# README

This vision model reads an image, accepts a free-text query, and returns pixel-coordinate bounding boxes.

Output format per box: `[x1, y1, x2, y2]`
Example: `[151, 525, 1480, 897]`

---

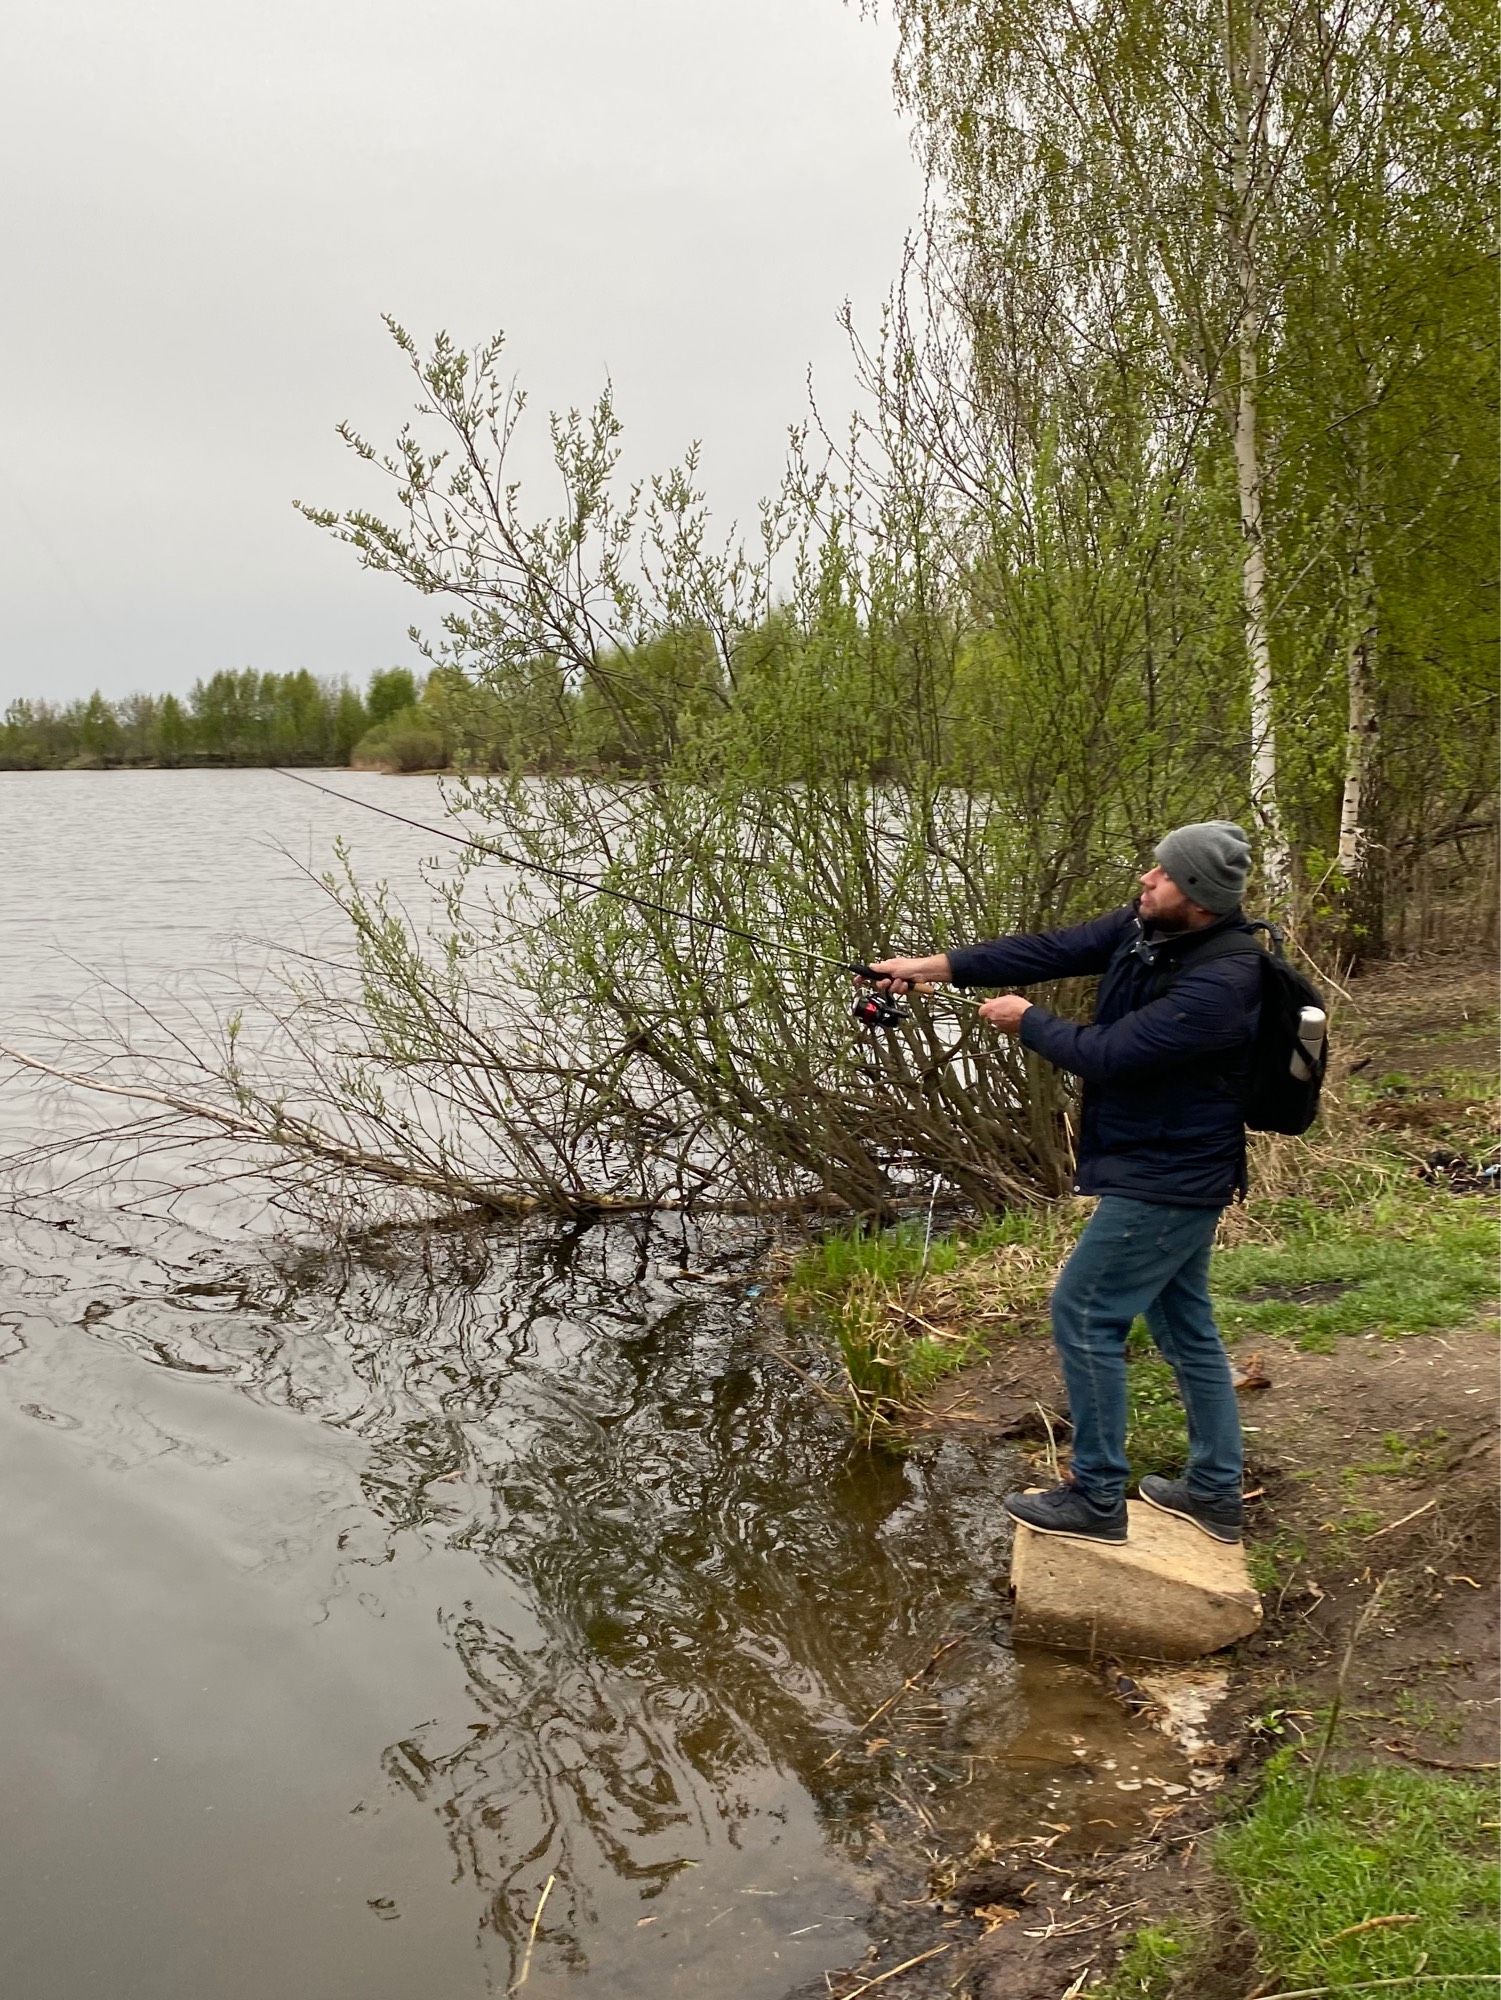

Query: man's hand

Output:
[862, 953, 952, 995]
[978, 994, 1033, 1034]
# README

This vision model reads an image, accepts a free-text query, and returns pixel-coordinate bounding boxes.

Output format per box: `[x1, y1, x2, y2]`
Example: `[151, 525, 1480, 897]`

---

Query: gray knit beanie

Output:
[1154, 821, 1252, 914]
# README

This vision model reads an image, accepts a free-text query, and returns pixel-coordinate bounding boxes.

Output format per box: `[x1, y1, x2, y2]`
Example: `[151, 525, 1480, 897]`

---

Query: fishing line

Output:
[272, 767, 978, 1015]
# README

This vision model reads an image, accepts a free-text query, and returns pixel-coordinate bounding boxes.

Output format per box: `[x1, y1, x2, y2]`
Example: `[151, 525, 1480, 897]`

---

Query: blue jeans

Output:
[1048, 1196, 1242, 1507]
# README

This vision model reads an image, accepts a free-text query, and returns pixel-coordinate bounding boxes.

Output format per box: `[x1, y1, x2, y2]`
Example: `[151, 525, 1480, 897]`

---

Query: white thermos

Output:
[1290, 1005, 1327, 1081]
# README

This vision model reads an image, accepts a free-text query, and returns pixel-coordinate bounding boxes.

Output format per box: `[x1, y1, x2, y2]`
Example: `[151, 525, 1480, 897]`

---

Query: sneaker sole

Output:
[1004, 1507, 1127, 1546]
[1138, 1488, 1242, 1544]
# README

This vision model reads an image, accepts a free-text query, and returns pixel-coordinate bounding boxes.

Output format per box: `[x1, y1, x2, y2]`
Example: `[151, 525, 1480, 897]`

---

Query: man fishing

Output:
[867, 821, 1259, 1548]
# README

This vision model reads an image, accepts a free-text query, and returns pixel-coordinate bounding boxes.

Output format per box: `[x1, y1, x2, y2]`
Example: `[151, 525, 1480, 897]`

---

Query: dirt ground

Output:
[926, 1320, 1499, 2000]
[825, 949, 1500, 1999]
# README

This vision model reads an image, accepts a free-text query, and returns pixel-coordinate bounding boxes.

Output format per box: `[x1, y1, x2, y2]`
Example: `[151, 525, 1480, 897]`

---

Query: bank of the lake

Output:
[2, 769, 1495, 2000]
[786, 950, 1500, 1998]
[0, 768, 1210, 2000]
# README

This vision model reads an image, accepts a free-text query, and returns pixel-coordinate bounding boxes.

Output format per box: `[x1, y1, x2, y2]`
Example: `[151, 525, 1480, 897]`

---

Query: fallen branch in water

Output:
[0, 1042, 852, 1220]
[820, 1634, 967, 1769]
[4, 762, 1085, 1228]
[0, 1041, 534, 1210]
[510, 1872, 554, 1991]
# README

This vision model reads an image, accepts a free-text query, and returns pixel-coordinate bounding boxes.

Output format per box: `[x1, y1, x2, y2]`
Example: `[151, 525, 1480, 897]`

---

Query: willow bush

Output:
[164, 306, 1260, 1220]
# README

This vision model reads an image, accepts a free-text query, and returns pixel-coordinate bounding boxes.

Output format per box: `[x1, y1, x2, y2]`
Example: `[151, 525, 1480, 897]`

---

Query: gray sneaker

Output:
[1138, 1475, 1243, 1544]
[1004, 1484, 1128, 1544]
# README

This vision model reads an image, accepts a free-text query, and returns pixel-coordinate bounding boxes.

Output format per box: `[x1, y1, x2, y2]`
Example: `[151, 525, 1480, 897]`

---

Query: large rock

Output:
[1010, 1499, 1262, 1660]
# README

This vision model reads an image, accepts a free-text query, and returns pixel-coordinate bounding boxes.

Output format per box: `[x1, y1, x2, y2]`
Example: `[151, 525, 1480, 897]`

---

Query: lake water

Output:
[0, 771, 1178, 1999]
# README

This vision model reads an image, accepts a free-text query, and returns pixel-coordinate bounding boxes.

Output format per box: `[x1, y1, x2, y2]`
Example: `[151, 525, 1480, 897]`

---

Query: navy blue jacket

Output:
[948, 904, 1262, 1207]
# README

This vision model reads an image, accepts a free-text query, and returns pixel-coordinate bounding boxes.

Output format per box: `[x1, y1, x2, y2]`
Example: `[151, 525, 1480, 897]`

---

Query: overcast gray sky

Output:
[0, 0, 921, 706]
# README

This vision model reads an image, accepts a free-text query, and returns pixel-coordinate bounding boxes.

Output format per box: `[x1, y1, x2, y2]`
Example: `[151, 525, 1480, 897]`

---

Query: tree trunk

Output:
[1334, 354, 1387, 958]
[1226, 0, 1290, 908]
[1336, 529, 1382, 954]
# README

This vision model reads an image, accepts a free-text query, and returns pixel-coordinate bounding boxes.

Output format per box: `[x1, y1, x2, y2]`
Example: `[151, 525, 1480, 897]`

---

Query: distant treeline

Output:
[0, 669, 390, 771]
[0, 640, 709, 776]
[0, 667, 464, 773]
[0, 639, 728, 776]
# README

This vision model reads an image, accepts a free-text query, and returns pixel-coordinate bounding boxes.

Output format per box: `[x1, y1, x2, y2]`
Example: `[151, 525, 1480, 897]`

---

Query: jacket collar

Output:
[1126, 900, 1246, 968]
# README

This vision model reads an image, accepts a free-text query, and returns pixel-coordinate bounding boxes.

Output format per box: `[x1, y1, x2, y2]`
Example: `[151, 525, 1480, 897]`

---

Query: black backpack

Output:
[1159, 921, 1328, 1135]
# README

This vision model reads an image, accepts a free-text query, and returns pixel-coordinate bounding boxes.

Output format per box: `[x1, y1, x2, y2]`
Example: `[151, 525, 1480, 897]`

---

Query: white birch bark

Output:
[1337, 519, 1379, 886]
[1336, 355, 1385, 909]
[1226, 0, 1291, 907]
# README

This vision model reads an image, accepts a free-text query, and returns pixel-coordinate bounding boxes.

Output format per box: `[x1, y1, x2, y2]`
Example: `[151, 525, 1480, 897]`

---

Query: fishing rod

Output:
[273, 768, 976, 1030]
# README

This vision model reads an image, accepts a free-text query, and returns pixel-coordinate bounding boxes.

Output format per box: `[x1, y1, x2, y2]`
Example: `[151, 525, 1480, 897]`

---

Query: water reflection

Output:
[0, 774, 1188, 1996]
[263, 1218, 1007, 1986]
[0, 1203, 1179, 1996]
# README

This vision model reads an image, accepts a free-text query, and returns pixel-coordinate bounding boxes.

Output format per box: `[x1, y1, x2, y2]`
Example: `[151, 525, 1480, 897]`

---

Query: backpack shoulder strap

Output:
[1150, 924, 1264, 999]
[1176, 928, 1265, 968]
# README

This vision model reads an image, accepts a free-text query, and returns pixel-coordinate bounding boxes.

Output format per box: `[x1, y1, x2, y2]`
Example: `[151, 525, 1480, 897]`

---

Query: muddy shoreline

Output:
[798, 1318, 1498, 2000]
[789, 950, 1499, 1998]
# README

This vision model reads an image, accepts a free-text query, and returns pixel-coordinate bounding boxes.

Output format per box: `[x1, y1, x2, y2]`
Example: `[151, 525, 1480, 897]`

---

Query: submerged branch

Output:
[0, 1041, 852, 1219]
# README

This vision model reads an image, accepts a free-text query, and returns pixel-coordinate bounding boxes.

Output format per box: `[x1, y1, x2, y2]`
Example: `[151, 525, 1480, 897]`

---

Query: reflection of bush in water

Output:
[244, 1223, 1006, 1977]
[382, 1616, 702, 1976]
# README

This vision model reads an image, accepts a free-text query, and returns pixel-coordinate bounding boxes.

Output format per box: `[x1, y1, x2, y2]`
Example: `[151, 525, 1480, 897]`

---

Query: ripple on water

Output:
[0, 1206, 1187, 1999]
[0, 775, 1186, 1996]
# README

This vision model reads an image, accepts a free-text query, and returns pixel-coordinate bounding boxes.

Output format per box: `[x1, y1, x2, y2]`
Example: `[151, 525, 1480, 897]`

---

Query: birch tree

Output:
[884, 0, 1490, 911]
[1269, 0, 1496, 945]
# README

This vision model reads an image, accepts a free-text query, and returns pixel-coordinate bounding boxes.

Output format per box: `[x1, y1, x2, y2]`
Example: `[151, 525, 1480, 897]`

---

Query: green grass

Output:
[785, 1154, 1497, 1435]
[1100, 1757, 1500, 1998]
[1339, 1428, 1450, 1487]
[1098, 1922, 1191, 1997]
[1123, 1349, 1190, 1482]
[786, 1206, 1073, 1299]
[1240, 1429, 1448, 1593]
[1393, 1688, 1465, 1748]
[1366, 1062, 1499, 1100]
[785, 1208, 1075, 1428]
[1246, 1527, 1311, 1596]
[803, 1295, 980, 1427]
[1211, 1197, 1498, 1351]
[1217, 1755, 1500, 1991]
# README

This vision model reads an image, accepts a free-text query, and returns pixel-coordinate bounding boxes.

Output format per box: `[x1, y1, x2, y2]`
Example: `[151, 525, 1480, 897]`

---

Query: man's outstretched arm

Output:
[868, 907, 1133, 993]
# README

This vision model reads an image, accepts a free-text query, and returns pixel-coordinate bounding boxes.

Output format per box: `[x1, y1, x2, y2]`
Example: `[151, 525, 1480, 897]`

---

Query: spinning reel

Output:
[849, 966, 912, 1031]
